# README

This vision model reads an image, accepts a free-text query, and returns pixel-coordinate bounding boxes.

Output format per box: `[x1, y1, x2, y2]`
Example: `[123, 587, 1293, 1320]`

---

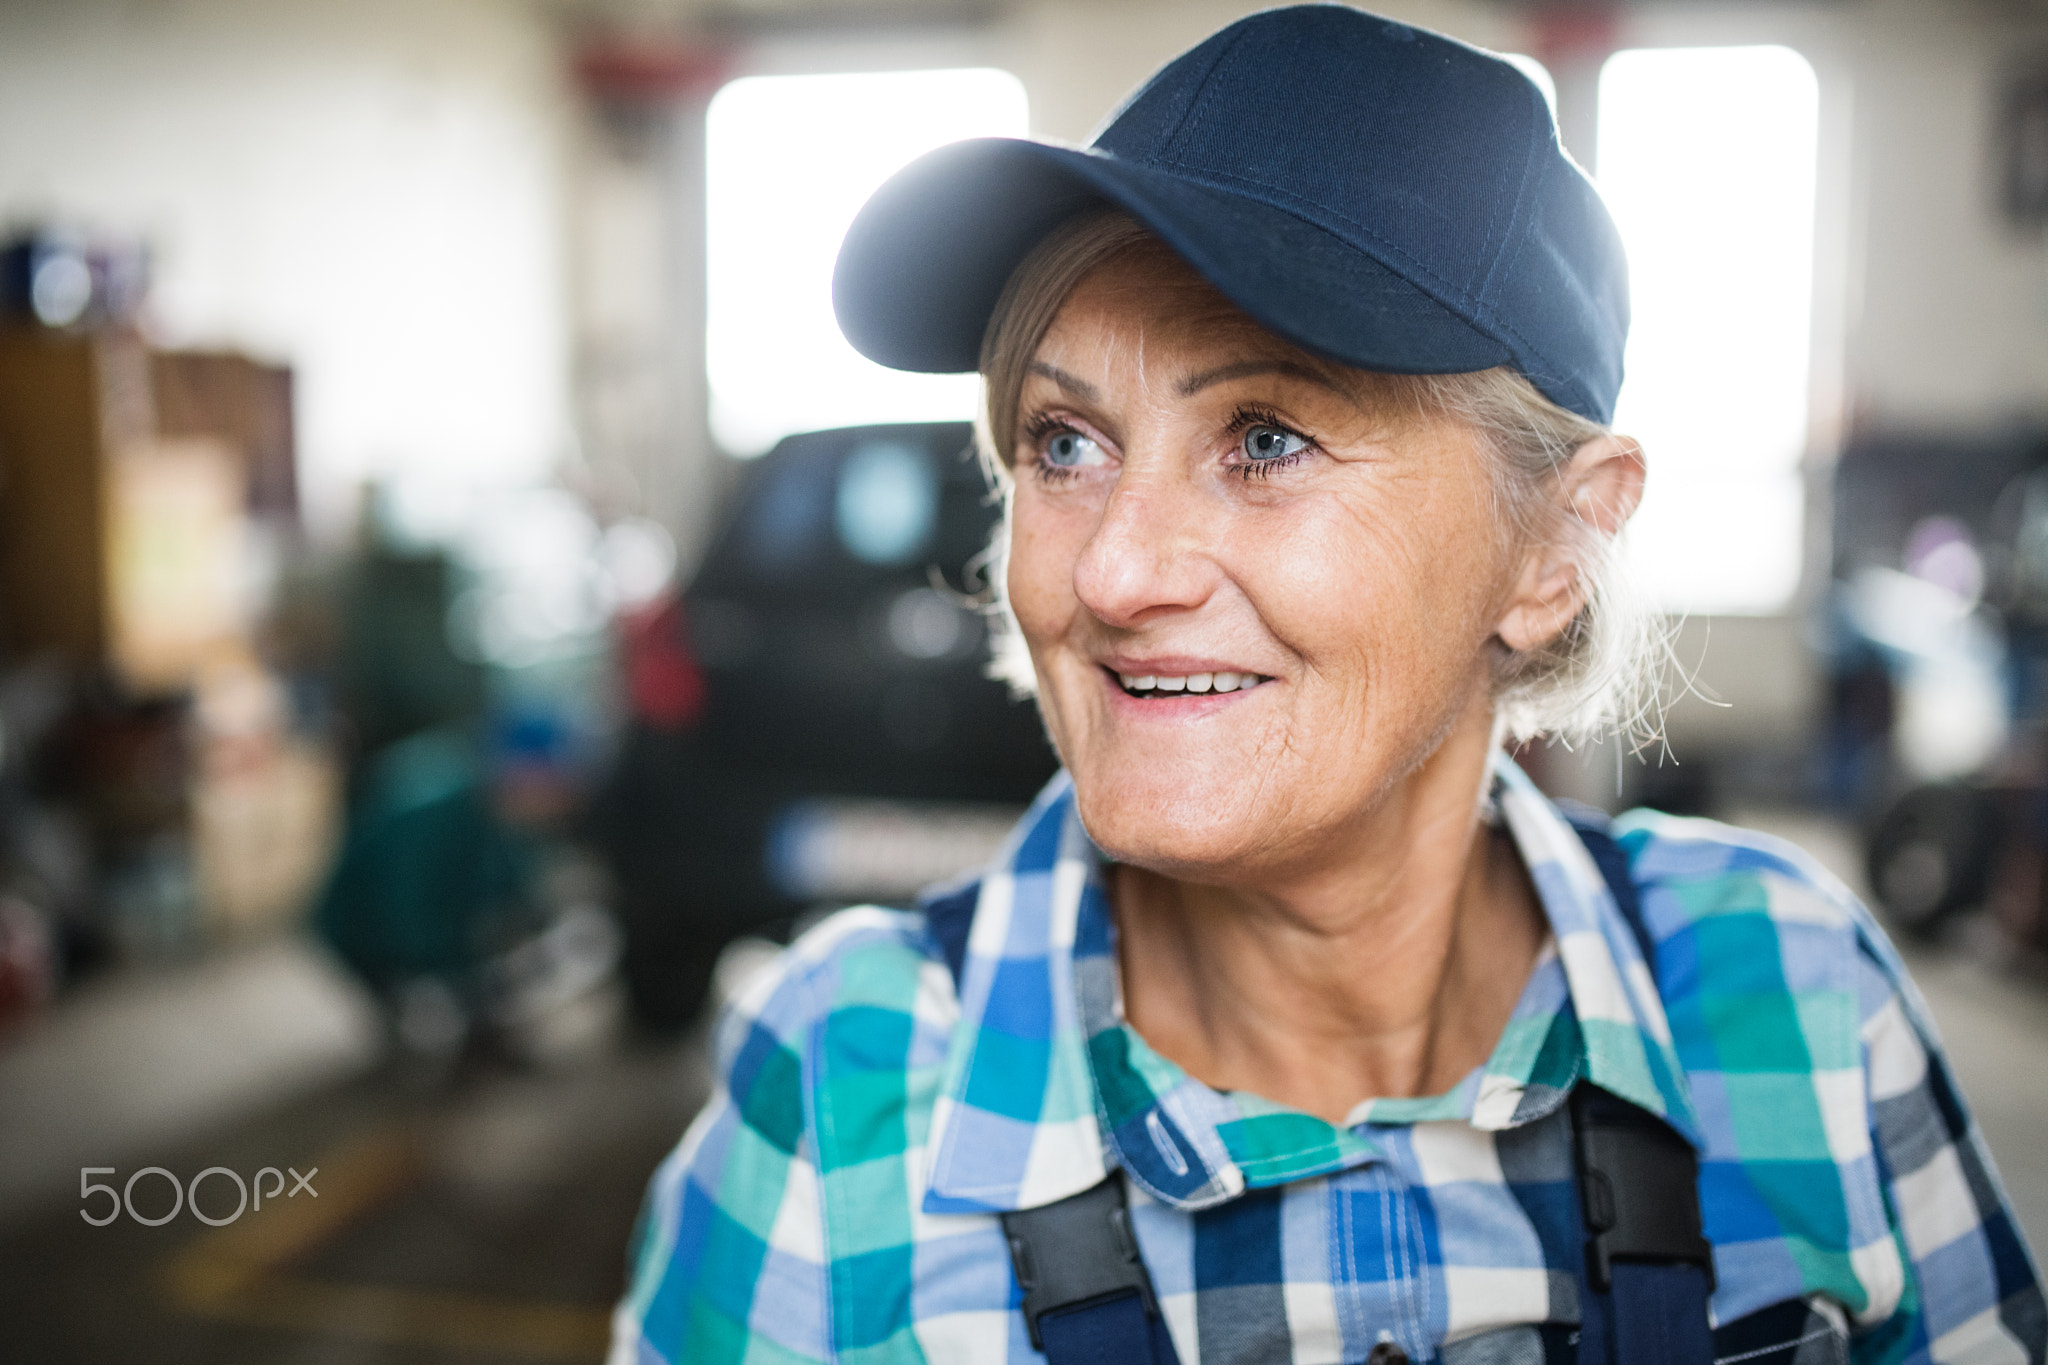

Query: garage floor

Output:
[0, 1025, 705, 1364]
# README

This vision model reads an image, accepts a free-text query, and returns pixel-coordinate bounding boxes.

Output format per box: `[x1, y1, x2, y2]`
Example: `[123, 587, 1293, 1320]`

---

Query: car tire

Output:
[1865, 783, 1999, 938]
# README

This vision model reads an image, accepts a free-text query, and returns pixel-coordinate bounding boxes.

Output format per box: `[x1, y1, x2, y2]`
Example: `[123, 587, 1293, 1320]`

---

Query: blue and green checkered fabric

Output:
[611, 757, 2043, 1364]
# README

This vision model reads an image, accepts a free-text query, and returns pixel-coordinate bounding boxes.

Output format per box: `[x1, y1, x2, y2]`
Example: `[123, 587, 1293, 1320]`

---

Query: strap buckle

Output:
[1001, 1178, 1160, 1350]
[1572, 1086, 1716, 1292]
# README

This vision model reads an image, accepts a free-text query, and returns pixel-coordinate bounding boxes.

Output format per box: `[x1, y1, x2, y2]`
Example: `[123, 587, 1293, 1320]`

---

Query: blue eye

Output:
[1044, 430, 1106, 468]
[1243, 425, 1308, 461]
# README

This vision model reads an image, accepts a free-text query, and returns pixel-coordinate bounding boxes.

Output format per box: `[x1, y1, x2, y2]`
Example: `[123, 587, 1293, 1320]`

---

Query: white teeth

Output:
[1118, 669, 1264, 695]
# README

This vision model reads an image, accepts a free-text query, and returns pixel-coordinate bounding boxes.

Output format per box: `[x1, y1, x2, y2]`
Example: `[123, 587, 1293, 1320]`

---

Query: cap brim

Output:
[832, 137, 1511, 378]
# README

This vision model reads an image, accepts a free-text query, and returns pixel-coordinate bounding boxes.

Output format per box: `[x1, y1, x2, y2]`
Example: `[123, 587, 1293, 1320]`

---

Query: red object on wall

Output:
[574, 39, 733, 103]
[1529, 5, 1621, 70]
[621, 595, 706, 733]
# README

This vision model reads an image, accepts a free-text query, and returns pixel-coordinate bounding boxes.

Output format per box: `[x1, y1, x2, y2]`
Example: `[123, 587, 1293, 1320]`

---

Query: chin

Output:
[1067, 758, 1296, 882]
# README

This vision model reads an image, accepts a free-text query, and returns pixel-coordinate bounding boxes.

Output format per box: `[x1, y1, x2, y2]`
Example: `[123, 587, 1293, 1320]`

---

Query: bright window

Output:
[705, 68, 1029, 457]
[1597, 46, 1819, 615]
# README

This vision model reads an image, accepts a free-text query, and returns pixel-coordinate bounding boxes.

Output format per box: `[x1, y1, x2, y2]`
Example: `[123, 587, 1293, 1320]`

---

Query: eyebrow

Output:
[1026, 361, 1099, 401]
[1176, 359, 1346, 397]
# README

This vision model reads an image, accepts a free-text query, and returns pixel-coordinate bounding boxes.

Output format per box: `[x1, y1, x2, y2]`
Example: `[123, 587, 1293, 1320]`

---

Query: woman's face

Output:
[1006, 245, 1529, 884]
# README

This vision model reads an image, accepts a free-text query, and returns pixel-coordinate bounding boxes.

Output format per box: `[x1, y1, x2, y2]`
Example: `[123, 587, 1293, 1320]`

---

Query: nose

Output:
[1071, 462, 1219, 629]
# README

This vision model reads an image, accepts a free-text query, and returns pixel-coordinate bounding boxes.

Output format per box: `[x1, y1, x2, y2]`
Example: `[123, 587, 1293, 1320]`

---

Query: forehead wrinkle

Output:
[1177, 359, 1349, 399]
[1091, 268, 1374, 415]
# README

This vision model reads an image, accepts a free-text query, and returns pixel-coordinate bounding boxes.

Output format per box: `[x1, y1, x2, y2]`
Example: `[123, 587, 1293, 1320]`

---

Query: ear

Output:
[1495, 434, 1646, 653]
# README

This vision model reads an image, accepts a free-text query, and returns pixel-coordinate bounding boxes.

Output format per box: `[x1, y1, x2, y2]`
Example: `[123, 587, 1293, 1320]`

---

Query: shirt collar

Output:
[920, 755, 1699, 1216]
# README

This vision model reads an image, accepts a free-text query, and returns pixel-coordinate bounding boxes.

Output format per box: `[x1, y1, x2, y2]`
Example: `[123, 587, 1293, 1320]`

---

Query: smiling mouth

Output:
[1112, 669, 1272, 698]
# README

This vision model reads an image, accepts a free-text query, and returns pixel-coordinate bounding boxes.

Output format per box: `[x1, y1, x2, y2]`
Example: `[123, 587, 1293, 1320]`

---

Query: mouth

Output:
[1108, 667, 1273, 699]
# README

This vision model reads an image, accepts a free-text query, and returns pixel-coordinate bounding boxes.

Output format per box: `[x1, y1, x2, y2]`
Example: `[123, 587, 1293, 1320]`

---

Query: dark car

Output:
[597, 421, 1058, 1029]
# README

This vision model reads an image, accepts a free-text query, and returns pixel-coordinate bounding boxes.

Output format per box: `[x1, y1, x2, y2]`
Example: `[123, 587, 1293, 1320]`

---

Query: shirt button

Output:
[1366, 1343, 1411, 1365]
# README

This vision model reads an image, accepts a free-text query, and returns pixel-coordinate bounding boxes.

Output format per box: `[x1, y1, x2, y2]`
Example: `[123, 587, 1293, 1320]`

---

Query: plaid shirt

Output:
[611, 758, 2044, 1364]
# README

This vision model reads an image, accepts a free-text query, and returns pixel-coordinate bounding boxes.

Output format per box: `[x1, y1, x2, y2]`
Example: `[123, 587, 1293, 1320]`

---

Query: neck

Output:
[1112, 699, 1546, 1126]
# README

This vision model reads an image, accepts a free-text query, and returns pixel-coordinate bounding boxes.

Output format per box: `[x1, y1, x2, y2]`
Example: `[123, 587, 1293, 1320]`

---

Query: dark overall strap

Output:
[918, 815, 1714, 1365]
[1000, 1177, 1179, 1364]
[1572, 1085, 1715, 1365]
[1562, 811, 1715, 1365]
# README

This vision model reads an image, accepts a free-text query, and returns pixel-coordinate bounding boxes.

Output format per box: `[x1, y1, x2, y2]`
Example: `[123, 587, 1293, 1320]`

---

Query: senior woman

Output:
[613, 9, 2042, 1365]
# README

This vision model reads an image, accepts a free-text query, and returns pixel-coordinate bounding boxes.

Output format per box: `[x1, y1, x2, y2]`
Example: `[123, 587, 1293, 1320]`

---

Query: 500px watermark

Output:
[79, 1165, 317, 1227]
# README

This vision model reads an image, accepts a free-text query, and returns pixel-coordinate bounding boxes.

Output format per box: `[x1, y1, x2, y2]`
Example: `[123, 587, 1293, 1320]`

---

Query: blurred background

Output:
[0, 0, 2045, 1359]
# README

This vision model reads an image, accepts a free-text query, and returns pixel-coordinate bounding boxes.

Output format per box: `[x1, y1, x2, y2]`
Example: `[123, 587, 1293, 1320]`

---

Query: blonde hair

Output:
[972, 209, 1662, 747]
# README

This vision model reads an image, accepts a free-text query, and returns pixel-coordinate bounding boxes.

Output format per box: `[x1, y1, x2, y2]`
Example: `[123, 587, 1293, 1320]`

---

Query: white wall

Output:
[1842, 7, 2048, 431]
[0, 0, 574, 534]
[567, 101, 714, 564]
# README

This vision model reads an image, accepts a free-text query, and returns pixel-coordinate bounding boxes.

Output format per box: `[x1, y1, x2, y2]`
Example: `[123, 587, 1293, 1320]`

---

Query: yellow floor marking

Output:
[162, 1121, 611, 1361]
[175, 1278, 611, 1360]
[164, 1125, 422, 1307]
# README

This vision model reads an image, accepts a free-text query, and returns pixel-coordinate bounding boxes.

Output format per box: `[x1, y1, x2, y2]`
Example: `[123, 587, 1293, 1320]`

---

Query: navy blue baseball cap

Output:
[832, 4, 1630, 424]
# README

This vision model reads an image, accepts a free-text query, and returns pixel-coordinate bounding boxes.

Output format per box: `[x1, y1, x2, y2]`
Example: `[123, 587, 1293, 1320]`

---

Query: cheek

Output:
[1241, 493, 1503, 689]
[1004, 493, 1087, 646]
